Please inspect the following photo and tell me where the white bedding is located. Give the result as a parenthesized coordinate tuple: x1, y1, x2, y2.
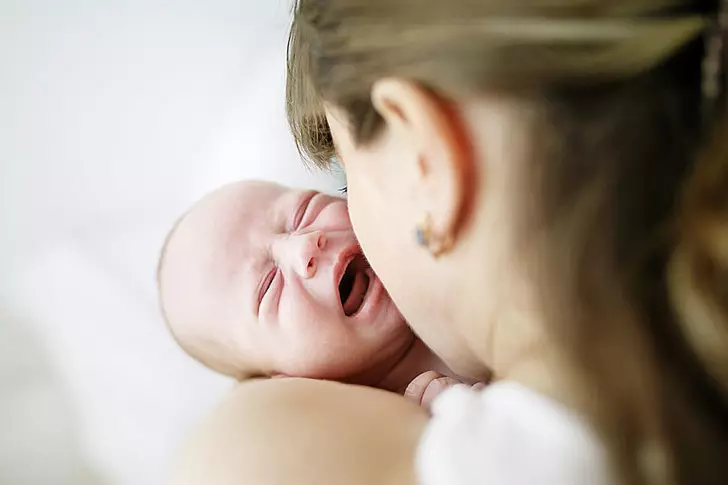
(0, 1, 343, 484)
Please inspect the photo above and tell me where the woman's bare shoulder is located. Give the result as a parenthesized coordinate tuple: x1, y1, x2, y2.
(169, 378, 428, 485)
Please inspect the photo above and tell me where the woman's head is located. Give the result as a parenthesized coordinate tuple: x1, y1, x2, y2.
(287, 1, 728, 483)
(287, 0, 711, 374)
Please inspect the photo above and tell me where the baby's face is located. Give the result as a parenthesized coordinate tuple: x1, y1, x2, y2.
(159, 180, 412, 380)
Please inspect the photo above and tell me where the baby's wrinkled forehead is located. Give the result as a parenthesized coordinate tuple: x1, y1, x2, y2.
(169, 181, 290, 280)
(193, 181, 288, 228)
(160, 180, 303, 324)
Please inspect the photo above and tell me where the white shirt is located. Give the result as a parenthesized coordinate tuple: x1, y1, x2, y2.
(416, 382, 616, 485)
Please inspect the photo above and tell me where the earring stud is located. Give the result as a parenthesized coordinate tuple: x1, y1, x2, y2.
(415, 213, 453, 258)
(415, 215, 431, 248)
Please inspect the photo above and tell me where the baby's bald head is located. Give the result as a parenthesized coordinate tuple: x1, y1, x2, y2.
(157, 181, 292, 378)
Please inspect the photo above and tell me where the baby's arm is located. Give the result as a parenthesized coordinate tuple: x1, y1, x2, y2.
(404, 371, 486, 409)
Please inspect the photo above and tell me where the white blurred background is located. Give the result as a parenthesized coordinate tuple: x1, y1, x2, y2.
(0, 1, 342, 484)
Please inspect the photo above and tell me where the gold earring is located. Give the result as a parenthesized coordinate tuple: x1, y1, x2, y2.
(415, 213, 453, 258)
(415, 214, 432, 248)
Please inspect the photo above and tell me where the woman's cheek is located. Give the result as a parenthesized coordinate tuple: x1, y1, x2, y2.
(348, 186, 396, 281)
(346, 187, 378, 257)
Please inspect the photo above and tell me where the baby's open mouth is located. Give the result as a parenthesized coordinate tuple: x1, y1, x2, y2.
(338, 254, 371, 317)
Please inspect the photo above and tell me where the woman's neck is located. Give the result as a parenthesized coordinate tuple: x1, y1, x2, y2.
(450, 252, 579, 410)
(475, 304, 584, 413)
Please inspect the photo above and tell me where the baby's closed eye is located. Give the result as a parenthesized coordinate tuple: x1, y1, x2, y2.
(257, 266, 278, 313)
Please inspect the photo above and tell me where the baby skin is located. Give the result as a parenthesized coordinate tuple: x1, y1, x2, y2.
(157, 180, 480, 407)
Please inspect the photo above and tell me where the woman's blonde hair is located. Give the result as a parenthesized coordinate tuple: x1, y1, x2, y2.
(287, 1, 728, 484)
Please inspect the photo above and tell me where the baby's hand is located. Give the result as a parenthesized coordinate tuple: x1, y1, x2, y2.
(404, 371, 485, 410)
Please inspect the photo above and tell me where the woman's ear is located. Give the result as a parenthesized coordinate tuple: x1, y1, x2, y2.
(371, 78, 475, 253)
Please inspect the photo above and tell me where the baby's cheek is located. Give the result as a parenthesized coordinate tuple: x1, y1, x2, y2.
(278, 321, 344, 373)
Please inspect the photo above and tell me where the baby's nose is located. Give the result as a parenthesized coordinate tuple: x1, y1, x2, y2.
(292, 231, 327, 279)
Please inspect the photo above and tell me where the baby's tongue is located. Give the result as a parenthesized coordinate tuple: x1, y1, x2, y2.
(343, 269, 369, 316)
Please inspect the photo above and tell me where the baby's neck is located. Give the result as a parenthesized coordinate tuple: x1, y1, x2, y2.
(374, 338, 465, 394)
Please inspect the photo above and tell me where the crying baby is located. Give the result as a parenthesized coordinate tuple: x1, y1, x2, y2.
(157, 180, 481, 407)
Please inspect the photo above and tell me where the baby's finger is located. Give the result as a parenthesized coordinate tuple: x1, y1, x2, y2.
(404, 371, 443, 406)
(420, 376, 461, 410)
(471, 382, 487, 392)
